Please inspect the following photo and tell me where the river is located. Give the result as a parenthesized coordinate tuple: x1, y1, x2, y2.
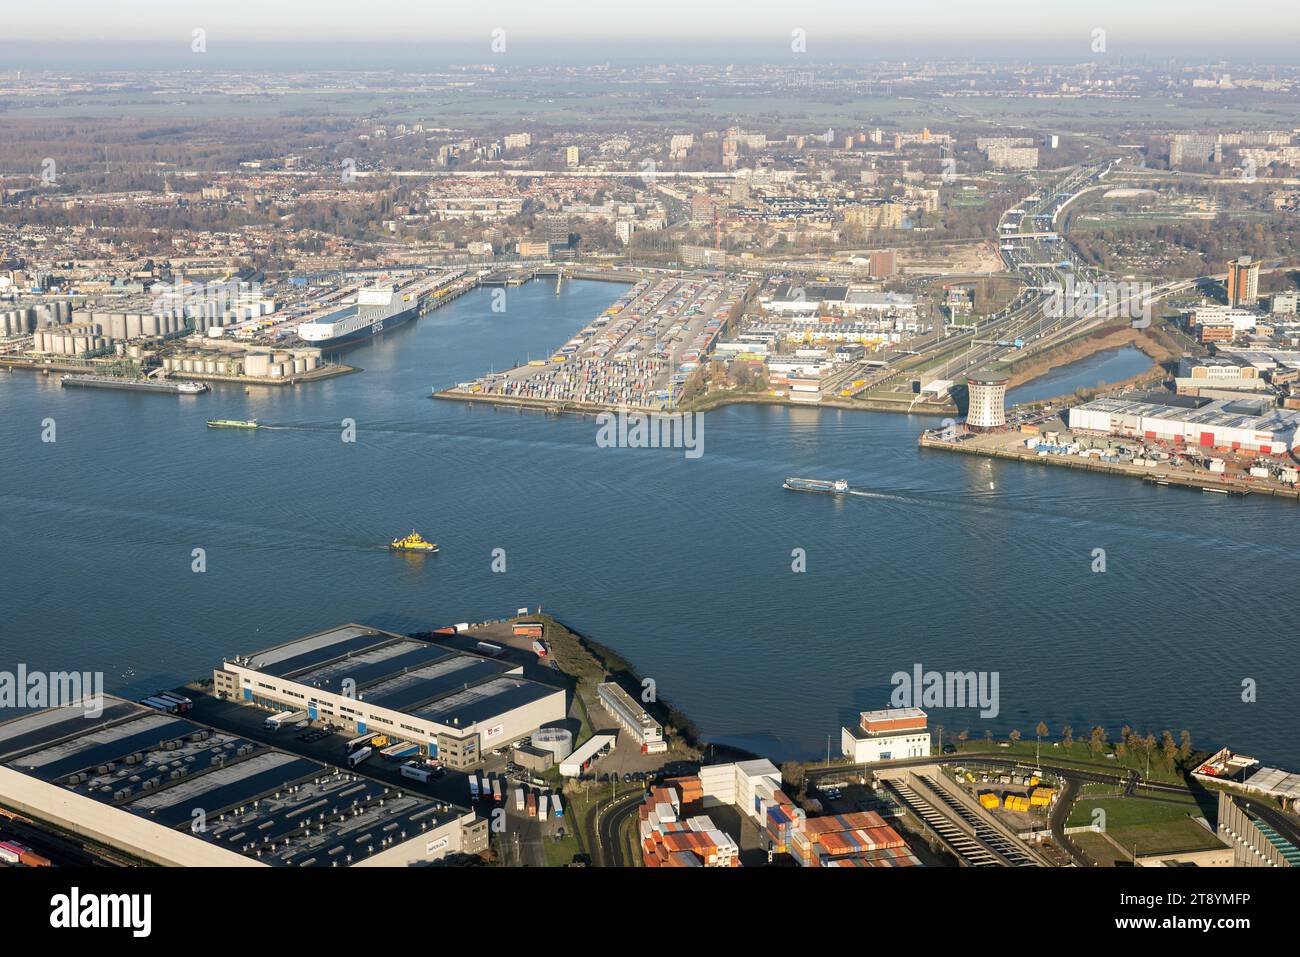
(1, 279, 1295, 764)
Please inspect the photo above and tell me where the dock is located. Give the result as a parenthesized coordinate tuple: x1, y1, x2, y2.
(918, 432, 1300, 500)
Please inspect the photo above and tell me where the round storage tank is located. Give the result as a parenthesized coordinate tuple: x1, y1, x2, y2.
(532, 727, 573, 763)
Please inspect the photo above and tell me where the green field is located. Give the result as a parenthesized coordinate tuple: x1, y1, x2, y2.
(1067, 794, 1223, 857)
(953, 738, 1197, 786)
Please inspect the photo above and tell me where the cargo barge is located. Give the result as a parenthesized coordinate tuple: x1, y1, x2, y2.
(783, 477, 850, 494)
(61, 374, 208, 395)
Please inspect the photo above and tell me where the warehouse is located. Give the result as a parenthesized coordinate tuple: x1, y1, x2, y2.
(0, 696, 481, 866)
(597, 681, 664, 750)
(213, 624, 567, 769)
(1067, 393, 1300, 454)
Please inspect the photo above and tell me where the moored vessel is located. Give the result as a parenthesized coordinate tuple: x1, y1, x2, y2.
(61, 374, 208, 395)
(297, 285, 419, 348)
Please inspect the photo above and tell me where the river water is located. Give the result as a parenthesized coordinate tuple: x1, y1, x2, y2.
(2, 280, 1295, 764)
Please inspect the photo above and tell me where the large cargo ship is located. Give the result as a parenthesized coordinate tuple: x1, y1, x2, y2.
(61, 374, 208, 395)
(783, 477, 849, 493)
(296, 285, 419, 348)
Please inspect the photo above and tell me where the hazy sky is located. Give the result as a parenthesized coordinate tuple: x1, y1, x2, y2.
(5, 1, 1300, 62)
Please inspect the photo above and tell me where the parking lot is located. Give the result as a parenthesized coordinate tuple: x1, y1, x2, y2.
(467, 273, 752, 408)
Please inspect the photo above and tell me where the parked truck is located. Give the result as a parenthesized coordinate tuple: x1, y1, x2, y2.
(514, 788, 526, 812)
(347, 746, 373, 768)
(344, 733, 375, 754)
(154, 692, 193, 713)
(399, 761, 431, 783)
(380, 740, 419, 761)
(265, 709, 309, 732)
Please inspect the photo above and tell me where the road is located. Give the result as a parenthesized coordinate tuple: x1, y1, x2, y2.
(585, 788, 646, 868)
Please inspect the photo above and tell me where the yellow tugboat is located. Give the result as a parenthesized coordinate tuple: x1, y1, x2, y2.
(390, 530, 438, 553)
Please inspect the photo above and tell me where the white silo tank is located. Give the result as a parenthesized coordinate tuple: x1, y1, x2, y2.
(532, 727, 573, 763)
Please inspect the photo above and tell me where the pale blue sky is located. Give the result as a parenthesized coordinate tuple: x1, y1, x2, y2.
(7, 0, 1298, 46)
(4, 0, 1299, 67)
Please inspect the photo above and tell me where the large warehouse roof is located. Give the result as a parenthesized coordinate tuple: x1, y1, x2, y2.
(228, 624, 562, 730)
(0, 697, 464, 866)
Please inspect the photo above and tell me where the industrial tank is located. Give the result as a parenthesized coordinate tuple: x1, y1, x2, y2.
(532, 727, 574, 763)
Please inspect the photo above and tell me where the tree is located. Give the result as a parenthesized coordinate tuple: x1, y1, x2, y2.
(1089, 726, 1108, 758)
(1161, 731, 1179, 769)
(1009, 729, 1021, 746)
(1062, 724, 1074, 750)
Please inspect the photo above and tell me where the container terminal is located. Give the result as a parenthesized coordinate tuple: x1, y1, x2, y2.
(438, 269, 757, 412)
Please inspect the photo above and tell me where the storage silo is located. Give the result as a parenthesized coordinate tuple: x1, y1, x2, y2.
(532, 727, 573, 764)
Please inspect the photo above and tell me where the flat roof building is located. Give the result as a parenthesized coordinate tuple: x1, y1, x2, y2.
(0, 696, 481, 866)
(841, 708, 931, 764)
(214, 624, 567, 769)
(1068, 394, 1300, 454)
(597, 681, 663, 748)
(559, 732, 616, 778)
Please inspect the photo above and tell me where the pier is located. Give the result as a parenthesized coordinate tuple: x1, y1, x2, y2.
(918, 432, 1300, 500)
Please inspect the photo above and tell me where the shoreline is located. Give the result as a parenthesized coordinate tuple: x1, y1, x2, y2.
(918, 432, 1300, 500)
(0, 355, 359, 387)
(433, 387, 957, 418)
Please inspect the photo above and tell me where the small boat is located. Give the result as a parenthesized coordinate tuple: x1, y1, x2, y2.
(783, 477, 850, 494)
(207, 419, 260, 429)
(390, 530, 438, 553)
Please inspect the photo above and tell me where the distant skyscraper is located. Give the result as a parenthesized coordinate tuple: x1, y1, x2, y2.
(1226, 256, 1260, 307)
(564, 146, 580, 167)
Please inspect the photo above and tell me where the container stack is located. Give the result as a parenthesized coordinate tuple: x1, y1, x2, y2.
(765, 802, 805, 853)
(1029, 786, 1056, 807)
(638, 779, 741, 867)
(1003, 794, 1032, 812)
(979, 792, 1001, 810)
(787, 810, 918, 868)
